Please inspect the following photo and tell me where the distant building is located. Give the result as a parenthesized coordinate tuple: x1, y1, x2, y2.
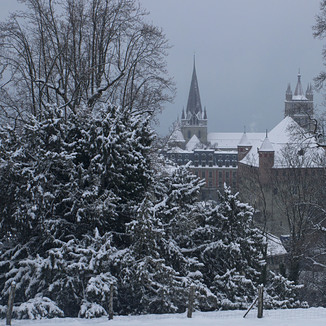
(284, 71, 314, 132)
(164, 62, 324, 236)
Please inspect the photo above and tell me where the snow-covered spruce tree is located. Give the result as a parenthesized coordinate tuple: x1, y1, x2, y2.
(44, 229, 119, 317)
(264, 271, 308, 309)
(192, 185, 266, 310)
(0, 107, 77, 316)
(150, 163, 218, 311)
(118, 195, 188, 314)
(0, 103, 155, 317)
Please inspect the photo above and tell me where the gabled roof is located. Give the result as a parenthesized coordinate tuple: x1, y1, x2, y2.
(186, 134, 201, 151)
(169, 128, 185, 144)
(186, 60, 202, 116)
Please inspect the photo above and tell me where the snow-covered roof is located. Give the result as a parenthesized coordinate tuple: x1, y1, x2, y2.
(266, 233, 287, 257)
(169, 128, 185, 143)
(208, 132, 264, 149)
(186, 134, 201, 151)
(166, 146, 191, 154)
(259, 136, 274, 152)
(238, 132, 251, 146)
(292, 95, 308, 101)
(240, 116, 325, 168)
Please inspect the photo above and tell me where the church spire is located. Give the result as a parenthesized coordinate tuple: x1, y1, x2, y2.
(294, 70, 304, 97)
(181, 107, 185, 120)
(186, 57, 202, 117)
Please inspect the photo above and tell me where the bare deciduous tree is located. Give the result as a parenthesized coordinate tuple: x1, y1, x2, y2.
(0, 0, 173, 124)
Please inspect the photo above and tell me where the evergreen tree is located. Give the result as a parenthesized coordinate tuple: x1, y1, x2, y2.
(119, 196, 188, 314)
(193, 185, 265, 309)
(0, 103, 155, 316)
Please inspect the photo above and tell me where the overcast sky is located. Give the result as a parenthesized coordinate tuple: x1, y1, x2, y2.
(140, 0, 325, 135)
(1, 1, 325, 135)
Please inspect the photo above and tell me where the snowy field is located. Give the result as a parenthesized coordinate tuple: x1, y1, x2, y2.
(5, 308, 326, 326)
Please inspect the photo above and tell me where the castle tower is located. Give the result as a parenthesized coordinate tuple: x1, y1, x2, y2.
(284, 72, 314, 132)
(237, 130, 252, 161)
(258, 134, 275, 184)
(181, 59, 208, 144)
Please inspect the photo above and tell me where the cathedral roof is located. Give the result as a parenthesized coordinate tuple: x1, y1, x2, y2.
(186, 60, 202, 116)
(293, 72, 308, 100)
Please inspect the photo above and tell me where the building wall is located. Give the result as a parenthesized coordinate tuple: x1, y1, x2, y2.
(238, 161, 326, 236)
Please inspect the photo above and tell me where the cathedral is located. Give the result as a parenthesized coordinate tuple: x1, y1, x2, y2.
(165, 61, 324, 236)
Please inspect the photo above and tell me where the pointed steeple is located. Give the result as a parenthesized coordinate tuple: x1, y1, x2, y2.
(286, 83, 292, 101)
(294, 70, 304, 97)
(286, 83, 292, 94)
(186, 57, 202, 117)
(260, 134, 274, 152)
(239, 131, 251, 146)
(306, 83, 313, 101)
(181, 107, 185, 120)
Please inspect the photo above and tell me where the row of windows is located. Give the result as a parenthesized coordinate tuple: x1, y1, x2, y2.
(195, 170, 237, 180)
(169, 153, 237, 161)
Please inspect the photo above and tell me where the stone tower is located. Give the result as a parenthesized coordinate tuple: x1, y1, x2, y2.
(284, 72, 314, 132)
(181, 59, 208, 144)
(258, 134, 275, 184)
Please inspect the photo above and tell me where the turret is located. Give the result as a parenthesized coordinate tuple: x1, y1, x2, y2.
(181, 108, 185, 120)
(306, 83, 313, 101)
(286, 83, 292, 101)
(237, 131, 252, 161)
(293, 72, 305, 99)
(284, 71, 314, 132)
(258, 134, 274, 184)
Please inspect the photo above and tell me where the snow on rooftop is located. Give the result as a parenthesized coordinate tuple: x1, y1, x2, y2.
(238, 132, 251, 146)
(292, 95, 308, 101)
(169, 128, 185, 143)
(259, 136, 274, 152)
(166, 146, 191, 154)
(268, 116, 298, 144)
(186, 134, 201, 151)
(240, 116, 325, 168)
(266, 233, 287, 257)
(208, 132, 264, 149)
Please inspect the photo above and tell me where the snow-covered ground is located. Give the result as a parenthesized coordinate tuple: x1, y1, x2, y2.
(6, 308, 326, 326)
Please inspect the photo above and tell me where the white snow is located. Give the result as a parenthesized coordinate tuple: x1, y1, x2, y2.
(240, 116, 324, 168)
(259, 136, 274, 152)
(266, 233, 287, 257)
(6, 308, 326, 326)
(169, 128, 185, 143)
(208, 132, 265, 149)
(292, 95, 308, 101)
(186, 134, 201, 151)
(238, 132, 251, 146)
